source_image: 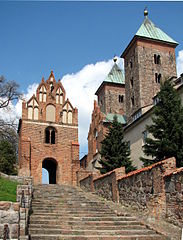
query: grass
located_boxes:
[0,176,18,202]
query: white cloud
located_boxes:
[61,57,124,155]
[177,50,183,77]
[0,83,38,123]
[1,58,123,157]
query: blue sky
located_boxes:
[0,1,183,182]
[0,1,183,91]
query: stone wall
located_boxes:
[78,157,183,226]
[80,174,94,192]
[0,174,33,239]
[0,202,20,239]
[117,158,176,220]
[0,172,32,185]
[164,168,183,227]
[79,167,125,201]
[93,167,125,202]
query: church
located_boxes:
[85,9,182,171]
[18,71,80,185]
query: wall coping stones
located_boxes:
[164,167,183,177]
[117,157,176,181]
[93,166,125,181]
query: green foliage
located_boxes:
[0,140,17,175]
[0,176,18,202]
[141,80,183,167]
[97,115,136,174]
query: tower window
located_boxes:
[131,96,134,107]
[119,95,124,103]
[130,77,134,87]
[45,127,56,144]
[154,54,161,65]
[130,60,133,69]
[45,129,50,144]
[51,130,55,144]
[155,73,161,83]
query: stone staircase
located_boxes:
[29,185,168,240]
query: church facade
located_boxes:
[18,71,80,185]
[86,10,180,171]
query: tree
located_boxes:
[0,75,21,168]
[0,140,17,175]
[97,115,136,174]
[0,75,21,109]
[0,119,18,154]
[141,80,183,167]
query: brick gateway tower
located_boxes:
[18,71,80,185]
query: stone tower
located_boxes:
[18,71,80,185]
[95,58,126,116]
[86,59,126,170]
[121,10,178,122]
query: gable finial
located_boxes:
[144,7,148,17]
[113,55,118,63]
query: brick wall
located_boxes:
[87,100,107,167]
[18,71,80,185]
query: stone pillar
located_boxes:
[71,141,80,186]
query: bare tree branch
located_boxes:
[0,75,22,109]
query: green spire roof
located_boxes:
[104,63,125,84]
[104,113,126,124]
[136,16,178,45]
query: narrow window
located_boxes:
[130,60,133,69]
[28,107,33,120]
[51,130,55,144]
[154,54,157,64]
[130,77,134,87]
[45,127,56,144]
[155,73,158,83]
[131,96,134,106]
[155,73,161,83]
[45,129,50,144]
[119,95,124,103]
[154,54,161,65]
[157,55,161,64]
[68,111,72,124]
[34,107,39,120]
[158,74,161,83]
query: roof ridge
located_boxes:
[135,16,178,45]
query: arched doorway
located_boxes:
[42,158,57,184]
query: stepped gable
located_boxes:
[18,71,80,185]
[29,184,167,239]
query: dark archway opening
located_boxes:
[42,158,57,184]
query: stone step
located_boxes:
[29,224,147,230]
[29,219,142,226]
[30,216,137,222]
[29,185,167,240]
[31,211,117,217]
[31,208,114,213]
[29,235,168,240]
[29,228,156,235]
